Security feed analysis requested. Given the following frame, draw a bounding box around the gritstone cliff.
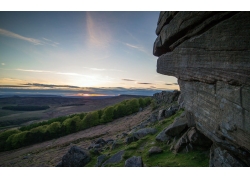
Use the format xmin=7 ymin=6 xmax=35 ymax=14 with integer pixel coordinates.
xmin=153 ymin=11 xmax=250 ymax=166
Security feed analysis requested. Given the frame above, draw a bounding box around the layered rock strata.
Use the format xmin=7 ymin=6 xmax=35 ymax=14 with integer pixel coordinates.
xmin=153 ymin=11 xmax=250 ymax=166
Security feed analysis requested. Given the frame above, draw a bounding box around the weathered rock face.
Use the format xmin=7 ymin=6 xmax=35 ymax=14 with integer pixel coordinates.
xmin=153 ymin=90 xmax=180 ymax=104
xmin=153 ymin=11 xmax=250 ymax=166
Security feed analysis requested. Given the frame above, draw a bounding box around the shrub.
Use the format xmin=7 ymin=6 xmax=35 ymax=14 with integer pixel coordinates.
xmin=46 ymin=122 xmax=61 ymax=135
xmin=0 ymin=129 xmax=20 ymax=151
xmin=101 ymin=106 xmax=114 ymax=123
xmin=62 ymin=116 xmax=79 ymax=134
xmin=81 ymin=111 xmax=99 ymax=129
xmin=6 ymin=131 xmax=29 ymax=149
xmin=126 ymin=99 xmax=140 ymax=114
xmin=138 ymin=98 xmax=146 ymax=108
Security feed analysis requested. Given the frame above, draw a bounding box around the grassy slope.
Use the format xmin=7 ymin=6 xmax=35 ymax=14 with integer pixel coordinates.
xmin=85 ymin=110 xmax=210 ymax=167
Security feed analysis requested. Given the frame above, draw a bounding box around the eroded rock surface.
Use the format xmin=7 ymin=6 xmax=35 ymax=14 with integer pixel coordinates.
xmin=153 ymin=11 xmax=250 ymax=166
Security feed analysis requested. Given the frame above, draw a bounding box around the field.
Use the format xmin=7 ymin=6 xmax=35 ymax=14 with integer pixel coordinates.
xmin=0 ymin=95 xmax=144 ymax=130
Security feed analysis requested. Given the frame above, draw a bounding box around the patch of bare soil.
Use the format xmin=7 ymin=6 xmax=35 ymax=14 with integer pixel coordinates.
xmin=0 ymin=106 xmax=152 ymax=167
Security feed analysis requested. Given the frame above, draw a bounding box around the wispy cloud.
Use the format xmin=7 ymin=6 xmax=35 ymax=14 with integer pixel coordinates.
xmin=42 ymin=37 xmax=59 ymax=47
xmin=124 ymin=29 xmax=141 ymax=44
xmin=86 ymin=12 xmax=112 ymax=48
xmin=165 ymin=82 xmax=178 ymax=85
xmin=137 ymin=82 xmax=153 ymax=85
xmin=0 ymin=28 xmax=59 ymax=47
xmin=0 ymin=28 xmax=42 ymax=45
xmin=122 ymin=79 xmax=136 ymax=81
xmin=23 ymin=83 xmax=80 ymax=89
xmin=15 ymin=68 xmax=88 ymax=77
xmin=1 ymin=63 xmax=5 ymax=66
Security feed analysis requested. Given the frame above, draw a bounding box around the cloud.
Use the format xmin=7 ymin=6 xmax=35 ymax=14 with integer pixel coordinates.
xmin=89 ymin=68 xmax=106 ymax=71
xmin=0 ymin=28 xmax=59 ymax=47
xmin=86 ymin=12 xmax=112 ymax=48
xmin=15 ymin=68 xmax=88 ymax=77
xmin=1 ymin=63 xmax=5 ymax=66
xmin=137 ymin=82 xmax=153 ymax=85
xmin=42 ymin=37 xmax=59 ymax=47
xmin=124 ymin=29 xmax=141 ymax=44
xmin=0 ymin=28 xmax=42 ymax=45
xmin=23 ymin=83 xmax=80 ymax=89
xmin=165 ymin=82 xmax=179 ymax=85
xmin=122 ymin=79 xmax=136 ymax=81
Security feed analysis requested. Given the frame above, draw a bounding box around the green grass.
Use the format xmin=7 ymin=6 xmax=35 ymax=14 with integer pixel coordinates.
xmin=85 ymin=109 xmax=210 ymax=167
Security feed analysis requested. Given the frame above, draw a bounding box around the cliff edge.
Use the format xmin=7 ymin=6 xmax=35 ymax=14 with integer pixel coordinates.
xmin=153 ymin=11 xmax=250 ymax=166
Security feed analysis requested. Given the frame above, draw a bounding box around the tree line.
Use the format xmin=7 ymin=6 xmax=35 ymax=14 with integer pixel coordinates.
xmin=0 ymin=97 xmax=151 ymax=151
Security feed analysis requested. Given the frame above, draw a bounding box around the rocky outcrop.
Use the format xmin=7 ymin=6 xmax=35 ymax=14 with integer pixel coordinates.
xmin=153 ymin=11 xmax=250 ymax=166
xmin=153 ymin=90 xmax=180 ymax=104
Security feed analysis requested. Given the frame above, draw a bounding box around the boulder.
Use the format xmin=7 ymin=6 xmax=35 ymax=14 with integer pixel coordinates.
xmin=126 ymin=136 xmax=139 ymax=144
xmin=95 ymin=138 xmax=106 ymax=146
xmin=165 ymin=112 xmax=187 ymax=137
xmin=149 ymin=113 xmax=158 ymax=123
xmin=61 ymin=146 xmax=91 ymax=167
xmin=155 ymin=129 xmax=171 ymax=142
xmin=133 ymin=128 xmax=157 ymax=139
xmin=56 ymin=161 xmax=62 ymax=167
xmin=187 ymin=127 xmax=212 ymax=147
xmin=96 ymin=155 xmax=107 ymax=167
xmin=111 ymin=140 xmax=123 ymax=150
xmin=173 ymin=131 xmax=189 ymax=153
xmin=165 ymin=106 xmax=178 ymax=118
xmin=102 ymin=150 xmax=125 ymax=167
xmin=148 ymin=146 xmax=163 ymax=155
xmin=125 ymin=156 xmax=143 ymax=167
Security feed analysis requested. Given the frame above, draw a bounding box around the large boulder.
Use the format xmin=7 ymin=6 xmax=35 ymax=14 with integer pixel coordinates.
xmin=155 ymin=129 xmax=171 ymax=142
xmin=148 ymin=146 xmax=163 ymax=155
xmin=96 ymin=154 xmax=107 ymax=167
xmin=60 ymin=146 xmax=91 ymax=167
xmin=125 ymin=156 xmax=143 ymax=167
xmin=165 ymin=112 xmax=187 ymax=137
xmin=133 ymin=128 xmax=157 ymax=139
xmin=102 ymin=150 xmax=125 ymax=167
xmin=126 ymin=128 xmax=157 ymax=144
xmin=165 ymin=106 xmax=178 ymax=118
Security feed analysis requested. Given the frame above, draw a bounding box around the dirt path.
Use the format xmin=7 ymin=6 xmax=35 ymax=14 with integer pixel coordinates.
xmin=0 ymin=107 xmax=152 ymax=167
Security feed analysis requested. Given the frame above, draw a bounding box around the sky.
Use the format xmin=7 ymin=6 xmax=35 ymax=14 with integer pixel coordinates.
xmin=0 ymin=11 xmax=179 ymax=96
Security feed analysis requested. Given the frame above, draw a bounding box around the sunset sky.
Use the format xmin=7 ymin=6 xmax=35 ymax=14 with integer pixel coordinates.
xmin=0 ymin=11 xmax=179 ymax=94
